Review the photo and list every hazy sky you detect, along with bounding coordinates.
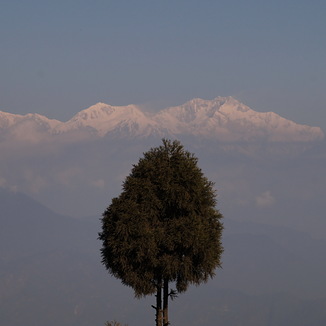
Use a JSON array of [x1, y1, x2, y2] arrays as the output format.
[[1, 0, 325, 130]]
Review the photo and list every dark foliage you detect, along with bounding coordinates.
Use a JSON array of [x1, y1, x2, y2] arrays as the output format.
[[99, 139, 223, 324]]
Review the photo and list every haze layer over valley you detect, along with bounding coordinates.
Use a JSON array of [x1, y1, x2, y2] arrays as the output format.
[[1, 96, 326, 325], [0, 96, 325, 233]]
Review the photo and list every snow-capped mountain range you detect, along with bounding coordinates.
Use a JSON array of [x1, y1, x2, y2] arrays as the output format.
[[0, 97, 324, 142]]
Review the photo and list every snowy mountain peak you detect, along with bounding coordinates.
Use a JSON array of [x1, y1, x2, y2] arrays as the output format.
[[0, 110, 61, 130], [69, 102, 150, 122], [0, 97, 324, 142], [218, 97, 251, 113], [154, 97, 324, 141], [68, 103, 115, 122], [55, 102, 160, 137], [0, 111, 21, 129], [157, 97, 251, 122]]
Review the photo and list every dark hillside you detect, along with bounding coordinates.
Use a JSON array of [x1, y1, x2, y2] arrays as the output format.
[[1, 188, 326, 326]]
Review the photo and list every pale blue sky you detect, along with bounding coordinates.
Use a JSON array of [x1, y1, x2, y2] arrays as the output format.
[[1, 0, 325, 130]]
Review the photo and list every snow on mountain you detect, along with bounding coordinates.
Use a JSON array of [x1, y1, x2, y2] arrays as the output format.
[[0, 97, 324, 142], [54, 102, 162, 137], [0, 111, 62, 143], [0, 111, 61, 129], [0, 111, 22, 129], [154, 97, 324, 142]]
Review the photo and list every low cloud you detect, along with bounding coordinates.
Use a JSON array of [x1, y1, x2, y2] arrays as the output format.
[[255, 191, 275, 208], [23, 170, 47, 194], [91, 179, 105, 189], [56, 167, 83, 187]]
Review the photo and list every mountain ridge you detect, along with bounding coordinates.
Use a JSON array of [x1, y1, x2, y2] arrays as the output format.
[[0, 97, 324, 142]]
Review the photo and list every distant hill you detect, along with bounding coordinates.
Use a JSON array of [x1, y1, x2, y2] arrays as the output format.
[[1, 188, 326, 326]]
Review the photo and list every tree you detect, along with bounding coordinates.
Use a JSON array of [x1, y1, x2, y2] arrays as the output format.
[[99, 139, 223, 326]]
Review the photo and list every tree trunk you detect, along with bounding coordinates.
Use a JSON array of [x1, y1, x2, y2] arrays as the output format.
[[155, 281, 163, 326], [163, 279, 169, 326]]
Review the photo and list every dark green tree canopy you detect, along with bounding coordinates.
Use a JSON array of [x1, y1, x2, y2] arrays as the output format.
[[99, 139, 223, 298]]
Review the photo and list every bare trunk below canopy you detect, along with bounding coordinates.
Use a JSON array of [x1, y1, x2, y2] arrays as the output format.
[[163, 279, 169, 326], [153, 281, 163, 326]]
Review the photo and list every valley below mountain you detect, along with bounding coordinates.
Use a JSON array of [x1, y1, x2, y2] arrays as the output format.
[[1, 97, 326, 325], [1, 188, 326, 326]]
